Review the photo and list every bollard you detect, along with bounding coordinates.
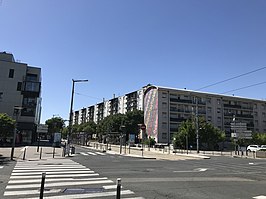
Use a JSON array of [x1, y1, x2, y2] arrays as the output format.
[[116, 178, 121, 199], [53, 147, 55, 158], [23, 148, 26, 160], [62, 147, 65, 157], [39, 147, 42, 160], [40, 172, 46, 199]]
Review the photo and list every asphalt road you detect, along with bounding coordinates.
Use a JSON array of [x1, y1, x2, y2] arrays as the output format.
[[0, 154, 16, 197], [72, 145, 266, 199]]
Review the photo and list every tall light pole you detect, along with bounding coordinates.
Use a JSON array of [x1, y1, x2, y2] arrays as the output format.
[[11, 106, 23, 160], [67, 79, 88, 154]]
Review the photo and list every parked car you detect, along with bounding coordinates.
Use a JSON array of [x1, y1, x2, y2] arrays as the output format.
[[247, 145, 260, 152], [259, 145, 266, 151]]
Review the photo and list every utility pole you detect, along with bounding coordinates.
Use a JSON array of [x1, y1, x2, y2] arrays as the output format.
[[68, 79, 88, 155], [195, 97, 199, 153]]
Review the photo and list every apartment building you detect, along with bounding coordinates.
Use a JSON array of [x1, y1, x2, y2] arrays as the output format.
[[74, 90, 143, 125], [144, 85, 266, 144], [74, 85, 266, 144], [0, 52, 42, 144]]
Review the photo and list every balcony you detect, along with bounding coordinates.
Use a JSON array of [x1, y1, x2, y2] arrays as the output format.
[[170, 98, 192, 104], [224, 104, 242, 109], [21, 81, 41, 96]]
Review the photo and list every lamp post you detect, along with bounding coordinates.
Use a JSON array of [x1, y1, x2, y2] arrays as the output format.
[[67, 79, 88, 155], [11, 106, 23, 160]]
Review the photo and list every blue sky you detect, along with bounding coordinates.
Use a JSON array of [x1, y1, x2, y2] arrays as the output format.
[[1, 0, 266, 123]]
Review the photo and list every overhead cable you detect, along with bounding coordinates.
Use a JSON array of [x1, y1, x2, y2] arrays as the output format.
[[196, 66, 266, 91], [220, 81, 266, 94]]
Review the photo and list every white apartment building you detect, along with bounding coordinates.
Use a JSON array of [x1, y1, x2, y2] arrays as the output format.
[[74, 85, 266, 144], [0, 52, 42, 144]]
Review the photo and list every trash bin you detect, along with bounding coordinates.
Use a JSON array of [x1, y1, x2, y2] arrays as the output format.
[[70, 146, 75, 154]]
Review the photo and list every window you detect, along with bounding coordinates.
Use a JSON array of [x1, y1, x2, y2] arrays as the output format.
[[162, 112, 167, 118], [17, 82, 22, 91], [162, 92, 167, 98], [0, 92, 3, 102], [26, 74, 38, 81], [162, 102, 167, 109], [162, 122, 167, 129], [162, 133, 167, 139], [9, 69, 14, 78]]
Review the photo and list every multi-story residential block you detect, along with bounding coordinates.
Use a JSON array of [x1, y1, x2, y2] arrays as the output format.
[[144, 85, 266, 144], [74, 84, 266, 144], [0, 52, 42, 144]]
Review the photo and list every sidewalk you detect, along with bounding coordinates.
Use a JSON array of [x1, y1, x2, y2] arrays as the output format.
[[0, 146, 65, 162], [80, 142, 211, 160]]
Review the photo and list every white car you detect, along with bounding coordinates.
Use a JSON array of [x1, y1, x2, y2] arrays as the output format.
[[259, 145, 266, 151], [247, 145, 260, 152]]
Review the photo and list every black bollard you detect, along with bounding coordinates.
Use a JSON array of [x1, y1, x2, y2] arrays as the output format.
[[116, 178, 121, 199], [39, 147, 42, 160], [23, 148, 26, 160], [40, 172, 46, 199], [53, 147, 55, 158]]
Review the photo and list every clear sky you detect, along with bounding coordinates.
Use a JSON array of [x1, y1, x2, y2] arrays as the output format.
[[1, 0, 266, 124]]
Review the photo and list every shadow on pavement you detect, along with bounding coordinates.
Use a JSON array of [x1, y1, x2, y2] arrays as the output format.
[[0, 154, 13, 166]]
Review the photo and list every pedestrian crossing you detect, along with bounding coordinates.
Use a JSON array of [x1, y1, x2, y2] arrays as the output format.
[[3, 158, 144, 199], [80, 151, 107, 156]]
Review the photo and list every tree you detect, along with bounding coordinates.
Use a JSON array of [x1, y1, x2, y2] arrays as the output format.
[[124, 110, 144, 136], [173, 117, 225, 150], [81, 121, 97, 140], [199, 118, 226, 150], [252, 133, 266, 145], [0, 113, 15, 140], [45, 117, 65, 140], [172, 119, 195, 149]]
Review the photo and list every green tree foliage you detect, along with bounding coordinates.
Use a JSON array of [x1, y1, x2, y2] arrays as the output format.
[[45, 117, 65, 137], [252, 133, 266, 145], [124, 110, 144, 135], [173, 117, 225, 150], [0, 113, 15, 138]]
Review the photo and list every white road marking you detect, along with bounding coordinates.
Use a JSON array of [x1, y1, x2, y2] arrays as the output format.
[[4, 189, 61, 196], [12, 168, 90, 172], [6, 179, 113, 189], [8, 177, 108, 184], [80, 152, 89, 156], [173, 168, 208, 173], [253, 196, 266, 199], [95, 152, 106, 155], [10, 173, 99, 179], [87, 151, 97, 155], [19, 190, 134, 199], [11, 170, 95, 176]]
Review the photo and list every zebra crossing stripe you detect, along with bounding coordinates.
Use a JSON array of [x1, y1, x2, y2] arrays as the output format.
[[80, 152, 89, 156], [4, 189, 61, 196], [95, 152, 106, 155], [10, 173, 99, 179], [11, 170, 95, 176], [12, 168, 91, 172], [6, 179, 113, 189], [8, 177, 108, 184], [87, 151, 97, 155], [18, 190, 135, 199]]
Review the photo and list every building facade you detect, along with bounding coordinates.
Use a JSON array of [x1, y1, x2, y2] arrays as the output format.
[[144, 85, 266, 144], [0, 52, 42, 144], [74, 85, 266, 144]]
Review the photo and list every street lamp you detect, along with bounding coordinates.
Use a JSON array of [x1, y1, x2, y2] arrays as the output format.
[[67, 79, 88, 155], [11, 106, 23, 160]]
